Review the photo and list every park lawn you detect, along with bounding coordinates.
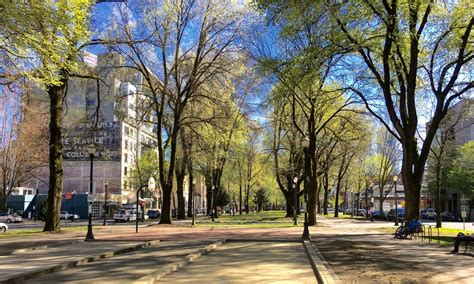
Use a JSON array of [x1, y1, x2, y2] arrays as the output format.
[[0, 225, 96, 238], [376, 226, 474, 247], [195, 210, 298, 228]]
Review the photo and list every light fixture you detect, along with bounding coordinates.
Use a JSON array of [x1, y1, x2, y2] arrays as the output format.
[[87, 144, 96, 155], [301, 136, 310, 149]]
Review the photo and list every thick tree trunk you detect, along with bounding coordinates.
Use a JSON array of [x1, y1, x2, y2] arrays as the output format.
[[176, 175, 186, 219], [435, 164, 442, 228], [43, 81, 65, 232], [159, 184, 172, 224], [284, 190, 293, 217], [401, 161, 423, 222]]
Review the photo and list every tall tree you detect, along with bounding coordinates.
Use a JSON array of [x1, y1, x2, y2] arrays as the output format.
[[0, 0, 92, 231], [104, 0, 247, 223], [329, 0, 474, 221]]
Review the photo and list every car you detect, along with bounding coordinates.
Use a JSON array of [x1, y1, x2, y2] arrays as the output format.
[[440, 211, 458, 222], [0, 212, 23, 223], [420, 209, 428, 219], [327, 208, 335, 214], [372, 210, 381, 218], [386, 208, 405, 221], [0, 222, 7, 233], [345, 208, 353, 215], [147, 209, 161, 219], [357, 209, 367, 216], [426, 208, 436, 219], [113, 209, 137, 222], [60, 211, 79, 220]]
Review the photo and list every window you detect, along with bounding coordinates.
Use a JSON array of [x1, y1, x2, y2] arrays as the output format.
[[124, 180, 128, 189], [124, 167, 128, 176], [124, 126, 129, 135], [124, 140, 128, 150], [124, 153, 128, 163]]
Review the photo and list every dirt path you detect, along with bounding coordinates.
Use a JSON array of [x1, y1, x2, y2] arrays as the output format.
[[312, 217, 474, 283]]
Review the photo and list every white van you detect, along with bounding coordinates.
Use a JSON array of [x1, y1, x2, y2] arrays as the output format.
[[113, 209, 137, 222]]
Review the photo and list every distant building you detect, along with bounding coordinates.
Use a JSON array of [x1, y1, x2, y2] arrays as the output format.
[[426, 99, 473, 218]]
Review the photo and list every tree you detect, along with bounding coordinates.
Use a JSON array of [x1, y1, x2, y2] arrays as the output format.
[[0, 1, 92, 231], [103, 0, 247, 224], [328, 0, 474, 221], [254, 187, 269, 212], [216, 190, 230, 208], [448, 141, 474, 220], [0, 85, 48, 211]]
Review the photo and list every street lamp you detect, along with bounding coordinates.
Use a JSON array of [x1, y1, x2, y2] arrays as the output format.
[[192, 179, 196, 226], [301, 136, 310, 241], [370, 183, 374, 222], [103, 180, 108, 226], [350, 190, 354, 217], [211, 185, 215, 222], [72, 190, 76, 222], [293, 177, 298, 226], [393, 175, 399, 226], [85, 144, 96, 241]]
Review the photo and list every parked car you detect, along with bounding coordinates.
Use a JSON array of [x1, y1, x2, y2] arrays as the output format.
[[357, 209, 367, 216], [327, 208, 335, 214], [386, 208, 405, 221], [345, 208, 353, 215], [60, 211, 79, 220], [113, 209, 137, 222], [440, 211, 458, 221], [0, 222, 7, 233], [371, 210, 381, 218], [420, 209, 428, 219], [0, 212, 22, 223], [147, 209, 161, 219], [426, 208, 436, 219]]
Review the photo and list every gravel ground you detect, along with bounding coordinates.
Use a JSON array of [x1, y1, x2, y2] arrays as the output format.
[[312, 217, 474, 283]]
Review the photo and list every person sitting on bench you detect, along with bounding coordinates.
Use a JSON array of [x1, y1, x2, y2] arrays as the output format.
[[451, 232, 474, 254]]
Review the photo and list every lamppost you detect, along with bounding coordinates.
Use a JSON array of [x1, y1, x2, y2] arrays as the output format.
[[72, 190, 76, 222], [192, 179, 196, 226], [103, 180, 108, 226], [370, 183, 374, 222], [351, 190, 354, 217], [293, 177, 298, 226], [365, 182, 369, 220], [211, 185, 216, 222], [393, 175, 399, 226], [301, 136, 310, 241], [85, 144, 96, 241]]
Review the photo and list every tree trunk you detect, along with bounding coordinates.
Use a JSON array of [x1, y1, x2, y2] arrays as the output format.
[[308, 175, 317, 225], [0, 198, 7, 212], [239, 179, 242, 215], [43, 81, 66, 232], [401, 160, 423, 222], [334, 181, 341, 218], [159, 184, 172, 224], [323, 171, 329, 215], [176, 174, 186, 219], [435, 163, 442, 228], [284, 190, 293, 217]]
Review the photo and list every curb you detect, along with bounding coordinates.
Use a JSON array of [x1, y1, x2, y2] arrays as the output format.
[[303, 241, 339, 284], [136, 240, 225, 283], [0, 240, 160, 284], [10, 240, 83, 254]]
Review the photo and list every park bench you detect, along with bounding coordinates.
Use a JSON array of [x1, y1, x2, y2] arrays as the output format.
[[462, 238, 474, 253]]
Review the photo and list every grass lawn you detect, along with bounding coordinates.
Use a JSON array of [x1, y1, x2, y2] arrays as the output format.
[[0, 225, 93, 238], [193, 210, 300, 228]]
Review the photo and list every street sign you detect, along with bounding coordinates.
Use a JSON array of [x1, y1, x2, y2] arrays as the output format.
[[461, 211, 467, 218]]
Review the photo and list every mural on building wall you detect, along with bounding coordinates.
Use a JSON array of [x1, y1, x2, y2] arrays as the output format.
[[63, 121, 121, 161]]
